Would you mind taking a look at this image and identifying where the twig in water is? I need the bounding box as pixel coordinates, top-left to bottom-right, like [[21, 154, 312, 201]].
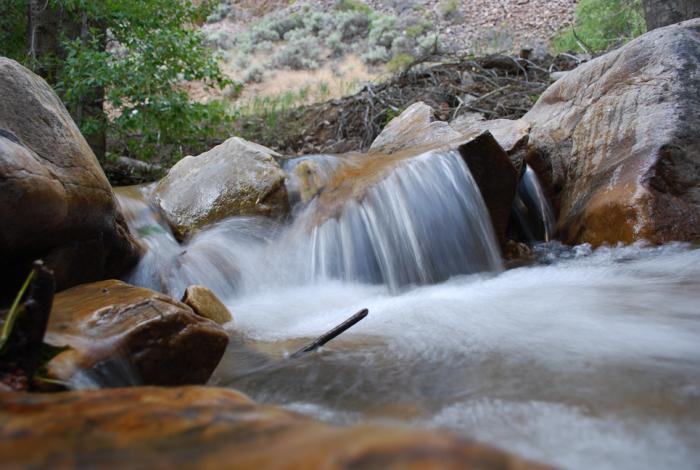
[[290, 308, 369, 359]]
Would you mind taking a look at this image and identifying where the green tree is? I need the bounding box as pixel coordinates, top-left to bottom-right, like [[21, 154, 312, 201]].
[[2, 0, 233, 165]]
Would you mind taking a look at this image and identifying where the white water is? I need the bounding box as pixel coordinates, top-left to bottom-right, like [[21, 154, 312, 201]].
[[512, 165, 556, 243], [115, 152, 700, 470], [215, 243, 700, 470]]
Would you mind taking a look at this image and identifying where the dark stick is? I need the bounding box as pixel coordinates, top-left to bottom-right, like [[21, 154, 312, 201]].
[[290, 308, 368, 359]]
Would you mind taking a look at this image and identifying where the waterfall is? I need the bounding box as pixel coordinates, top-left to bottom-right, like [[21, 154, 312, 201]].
[[117, 148, 502, 297], [302, 150, 502, 288], [512, 165, 556, 243]]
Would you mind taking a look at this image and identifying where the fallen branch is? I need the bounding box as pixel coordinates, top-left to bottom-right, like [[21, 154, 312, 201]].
[[290, 308, 369, 359]]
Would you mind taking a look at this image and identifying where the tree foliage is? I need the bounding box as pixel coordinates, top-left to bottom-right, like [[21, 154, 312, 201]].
[[1, 0, 233, 164]]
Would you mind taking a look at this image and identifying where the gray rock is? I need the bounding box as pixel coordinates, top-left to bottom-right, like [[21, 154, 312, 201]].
[[154, 137, 290, 239]]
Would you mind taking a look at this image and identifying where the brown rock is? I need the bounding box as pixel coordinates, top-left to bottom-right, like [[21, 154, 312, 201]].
[[459, 132, 519, 244], [0, 386, 551, 470], [155, 137, 290, 240], [0, 58, 141, 299], [44, 280, 228, 386], [182, 285, 233, 325], [313, 104, 518, 247], [524, 19, 700, 246]]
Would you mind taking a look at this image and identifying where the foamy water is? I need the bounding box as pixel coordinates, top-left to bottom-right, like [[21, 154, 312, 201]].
[[215, 243, 700, 470], [115, 151, 700, 470]]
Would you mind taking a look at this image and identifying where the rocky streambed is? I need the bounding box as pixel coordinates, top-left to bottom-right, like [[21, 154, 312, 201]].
[[1, 19, 699, 470]]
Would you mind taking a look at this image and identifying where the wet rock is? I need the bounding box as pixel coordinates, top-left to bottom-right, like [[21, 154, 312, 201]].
[[314, 103, 518, 247], [44, 280, 228, 386], [182, 285, 232, 325], [292, 159, 325, 203], [0, 58, 141, 299], [369, 102, 462, 153], [459, 132, 519, 244], [451, 116, 531, 174], [524, 19, 700, 246], [0, 386, 551, 470], [155, 137, 290, 240]]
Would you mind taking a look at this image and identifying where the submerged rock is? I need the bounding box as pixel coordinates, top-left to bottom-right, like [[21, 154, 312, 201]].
[[524, 19, 700, 246], [155, 137, 290, 240], [0, 386, 550, 469], [44, 280, 228, 386], [0, 58, 141, 299], [182, 284, 233, 325]]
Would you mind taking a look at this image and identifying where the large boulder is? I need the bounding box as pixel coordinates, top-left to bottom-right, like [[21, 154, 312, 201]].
[[524, 19, 700, 246], [0, 58, 141, 299], [44, 280, 228, 386], [0, 386, 550, 469], [154, 137, 290, 240]]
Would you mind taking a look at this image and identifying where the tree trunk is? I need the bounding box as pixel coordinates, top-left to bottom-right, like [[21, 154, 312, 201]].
[[27, 1, 106, 161], [642, 0, 700, 30]]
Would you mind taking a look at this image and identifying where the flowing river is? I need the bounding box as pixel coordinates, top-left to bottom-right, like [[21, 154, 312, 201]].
[[116, 150, 700, 470]]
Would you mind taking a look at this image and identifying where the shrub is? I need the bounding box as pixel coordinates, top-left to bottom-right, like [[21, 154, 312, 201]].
[[205, 29, 236, 49], [552, 0, 646, 53], [387, 53, 415, 73], [362, 45, 391, 64], [335, 11, 371, 41], [334, 0, 372, 14], [417, 33, 442, 55], [244, 65, 265, 83], [303, 11, 333, 35], [206, 2, 232, 23], [438, 0, 460, 21], [271, 34, 322, 69], [391, 35, 414, 55], [325, 31, 346, 57], [368, 14, 399, 48], [405, 19, 434, 38]]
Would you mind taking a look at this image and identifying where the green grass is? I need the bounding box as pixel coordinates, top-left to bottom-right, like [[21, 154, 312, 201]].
[[552, 0, 646, 53]]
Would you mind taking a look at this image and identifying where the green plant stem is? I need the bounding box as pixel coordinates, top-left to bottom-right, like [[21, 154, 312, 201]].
[[0, 267, 36, 354]]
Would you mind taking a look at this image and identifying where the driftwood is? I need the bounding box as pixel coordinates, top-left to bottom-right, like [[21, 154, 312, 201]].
[[290, 308, 369, 359], [226, 308, 370, 383]]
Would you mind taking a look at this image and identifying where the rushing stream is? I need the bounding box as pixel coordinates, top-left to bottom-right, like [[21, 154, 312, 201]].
[[115, 151, 700, 470]]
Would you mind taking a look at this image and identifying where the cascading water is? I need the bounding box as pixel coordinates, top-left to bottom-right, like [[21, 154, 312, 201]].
[[114, 150, 700, 470], [118, 149, 502, 296], [511, 165, 556, 243], [302, 150, 502, 287]]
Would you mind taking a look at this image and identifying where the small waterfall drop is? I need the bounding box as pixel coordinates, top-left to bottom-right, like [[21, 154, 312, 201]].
[[512, 165, 556, 243], [117, 148, 503, 297], [302, 150, 502, 287]]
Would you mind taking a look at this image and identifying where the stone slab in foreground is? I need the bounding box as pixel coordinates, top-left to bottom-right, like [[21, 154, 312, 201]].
[[0, 386, 549, 470]]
